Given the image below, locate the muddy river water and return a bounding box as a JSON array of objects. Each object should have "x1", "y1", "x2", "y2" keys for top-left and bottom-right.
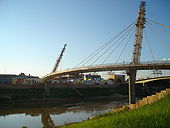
[{"x1": 0, "y1": 98, "x2": 128, "y2": 128}]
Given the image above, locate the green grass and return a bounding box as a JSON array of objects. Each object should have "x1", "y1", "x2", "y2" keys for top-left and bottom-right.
[{"x1": 61, "y1": 94, "x2": 170, "y2": 128}]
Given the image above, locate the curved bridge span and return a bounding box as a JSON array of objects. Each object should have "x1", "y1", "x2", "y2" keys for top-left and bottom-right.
[{"x1": 42, "y1": 61, "x2": 170, "y2": 81}]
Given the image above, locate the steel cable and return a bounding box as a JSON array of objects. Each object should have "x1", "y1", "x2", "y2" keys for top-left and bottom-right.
[
  {"x1": 91, "y1": 24, "x2": 135, "y2": 65},
  {"x1": 144, "y1": 30, "x2": 158, "y2": 70},
  {"x1": 75, "y1": 21, "x2": 135, "y2": 67},
  {"x1": 115, "y1": 27, "x2": 135, "y2": 64},
  {"x1": 146, "y1": 22, "x2": 170, "y2": 50}
]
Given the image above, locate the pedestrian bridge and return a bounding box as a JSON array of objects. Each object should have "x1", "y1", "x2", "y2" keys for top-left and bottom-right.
[
  {"x1": 136, "y1": 76, "x2": 170, "y2": 85},
  {"x1": 42, "y1": 61, "x2": 170, "y2": 81}
]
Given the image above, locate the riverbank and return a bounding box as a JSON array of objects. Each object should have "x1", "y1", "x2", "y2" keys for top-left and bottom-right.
[
  {"x1": 61, "y1": 92, "x2": 170, "y2": 128},
  {"x1": 0, "y1": 95, "x2": 128, "y2": 110},
  {"x1": 0, "y1": 85, "x2": 130, "y2": 104},
  {"x1": 0, "y1": 84, "x2": 159, "y2": 105}
]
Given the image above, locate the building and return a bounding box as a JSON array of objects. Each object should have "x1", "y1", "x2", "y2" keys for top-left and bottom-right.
[
  {"x1": 84, "y1": 74, "x2": 102, "y2": 81},
  {"x1": 0, "y1": 74, "x2": 17, "y2": 85},
  {"x1": 107, "y1": 74, "x2": 125, "y2": 84},
  {"x1": 0, "y1": 73, "x2": 42, "y2": 85}
]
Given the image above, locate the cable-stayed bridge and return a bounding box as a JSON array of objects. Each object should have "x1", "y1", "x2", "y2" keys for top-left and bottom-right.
[
  {"x1": 42, "y1": 61, "x2": 170, "y2": 81},
  {"x1": 42, "y1": 2, "x2": 170, "y2": 104}
]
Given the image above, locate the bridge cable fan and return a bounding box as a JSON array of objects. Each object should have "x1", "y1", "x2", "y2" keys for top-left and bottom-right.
[
  {"x1": 144, "y1": 30, "x2": 158, "y2": 70},
  {"x1": 146, "y1": 18, "x2": 170, "y2": 30},
  {"x1": 101, "y1": 26, "x2": 135, "y2": 64},
  {"x1": 145, "y1": 22, "x2": 170, "y2": 50},
  {"x1": 114, "y1": 27, "x2": 135, "y2": 64},
  {"x1": 74, "y1": 21, "x2": 135, "y2": 67},
  {"x1": 90, "y1": 24, "x2": 135, "y2": 65}
]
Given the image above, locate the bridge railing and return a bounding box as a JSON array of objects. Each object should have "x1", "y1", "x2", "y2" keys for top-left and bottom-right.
[
  {"x1": 141, "y1": 60, "x2": 170, "y2": 64},
  {"x1": 49, "y1": 60, "x2": 170, "y2": 74},
  {"x1": 74, "y1": 60, "x2": 170, "y2": 69},
  {"x1": 43, "y1": 60, "x2": 170, "y2": 79}
]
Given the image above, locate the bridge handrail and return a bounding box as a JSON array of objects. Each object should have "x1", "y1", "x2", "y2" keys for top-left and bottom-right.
[
  {"x1": 56, "y1": 60, "x2": 170, "y2": 73},
  {"x1": 75, "y1": 60, "x2": 170, "y2": 69},
  {"x1": 43, "y1": 60, "x2": 170, "y2": 79}
]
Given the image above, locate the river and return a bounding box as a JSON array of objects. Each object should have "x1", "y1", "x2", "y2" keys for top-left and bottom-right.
[{"x1": 0, "y1": 98, "x2": 127, "y2": 128}]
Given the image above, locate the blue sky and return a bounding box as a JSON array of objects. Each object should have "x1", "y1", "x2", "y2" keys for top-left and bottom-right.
[{"x1": 0, "y1": 0, "x2": 169, "y2": 77}]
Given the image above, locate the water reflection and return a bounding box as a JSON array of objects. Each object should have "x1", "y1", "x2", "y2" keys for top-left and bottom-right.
[
  {"x1": 41, "y1": 111, "x2": 56, "y2": 128},
  {"x1": 0, "y1": 99, "x2": 127, "y2": 128}
]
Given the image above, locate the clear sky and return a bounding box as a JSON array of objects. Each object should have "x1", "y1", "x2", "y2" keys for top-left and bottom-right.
[{"x1": 0, "y1": 0, "x2": 169, "y2": 77}]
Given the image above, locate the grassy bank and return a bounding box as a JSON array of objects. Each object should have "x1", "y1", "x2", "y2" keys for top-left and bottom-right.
[{"x1": 61, "y1": 94, "x2": 170, "y2": 128}]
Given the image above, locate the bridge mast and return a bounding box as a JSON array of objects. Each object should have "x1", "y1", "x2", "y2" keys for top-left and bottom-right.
[
  {"x1": 129, "y1": 1, "x2": 146, "y2": 104},
  {"x1": 52, "y1": 44, "x2": 67, "y2": 73},
  {"x1": 132, "y1": 1, "x2": 146, "y2": 64}
]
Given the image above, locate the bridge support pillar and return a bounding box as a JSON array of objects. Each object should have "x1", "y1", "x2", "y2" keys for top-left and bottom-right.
[
  {"x1": 128, "y1": 1, "x2": 146, "y2": 104},
  {"x1": 45, "y1": 83, "x2": 50, "y2": 97},
  {"x1": 128, "y1": 69, "x2": 136, "y2": 104}
]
